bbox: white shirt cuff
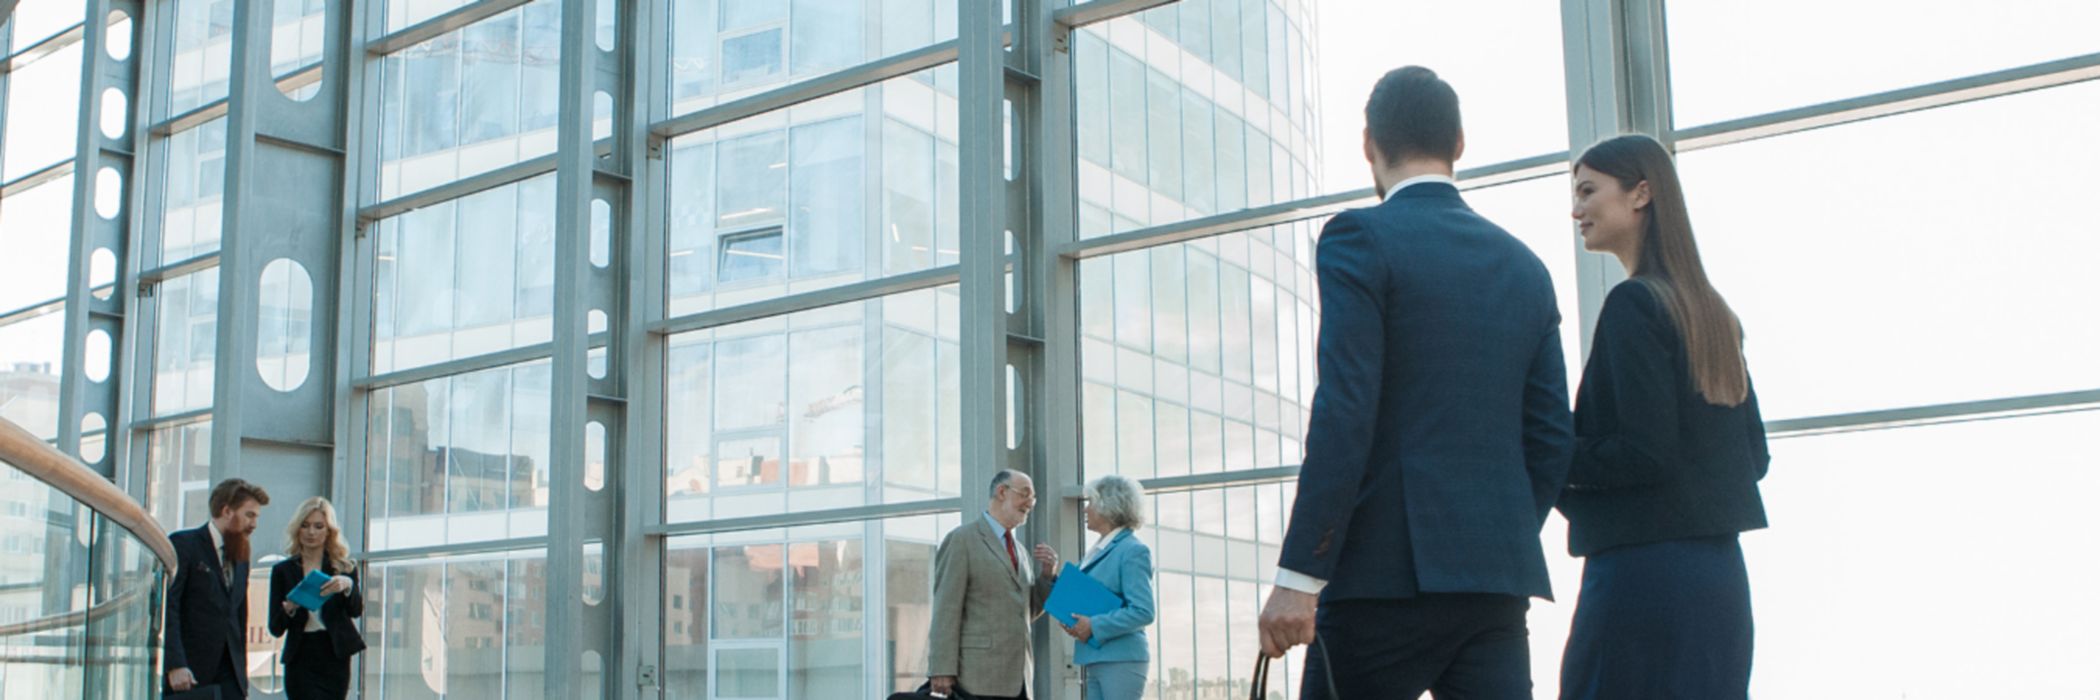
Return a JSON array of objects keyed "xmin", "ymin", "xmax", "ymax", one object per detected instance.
[{"xmin": 1273, "ymin": 568, "xmax": 1328, "ymax": 595}]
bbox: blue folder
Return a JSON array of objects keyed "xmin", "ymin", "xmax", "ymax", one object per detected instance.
[
  {"xmin": 1044, "ymin": 562, "xmax": 1122, "ymax": 628},
  {"xmin": 287, "ymin": 569, "xmax": 335, "ymax": 611}
]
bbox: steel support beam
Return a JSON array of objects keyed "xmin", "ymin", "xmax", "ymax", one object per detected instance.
[
  {"xmin": 957, "ymin": 0, "xmax": 1009, "ymax": 530},
  {"xmin": 1560, "ymin": 0, "xmax": 1670, "ymax": 358}
]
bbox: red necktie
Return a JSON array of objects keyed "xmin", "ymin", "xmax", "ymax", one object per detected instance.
[{"xmin": 1004, "ymin": 530, "xmax": 1018, "ymax": 571}]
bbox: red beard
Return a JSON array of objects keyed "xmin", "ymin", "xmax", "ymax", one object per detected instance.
[{"xmin": 223, "ymin": 527, "xmax": 252, "ymax": 565}]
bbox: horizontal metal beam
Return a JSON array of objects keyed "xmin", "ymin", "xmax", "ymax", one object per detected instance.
[
  {"xmin": 0, "ymin": 297, "xmax": 64, "ymax": 328},
  {"xmin": 356, "ymin": 342, "xmax": 554, "ymax": 390},
  {"xmin": 1457, "ymin": 151, "xmax": 1570, "ymax": 189},
  {"xmin": 646, "ymin": 498, "xmax": 963, "ymax": 538},
  {"xmin": 359, "ymin": 138, "xmax": 614, "ymax": 222},
  {"xmin": 1132, "ymin": 465, "xmax": 1302, "ymax": 496},
  {"xmin": 1063, "ymin": 188, "xmax": 1375, "ymax": 260},
  {"xmin": 1054, "ymin": 0, "xmax": 1179, "ymax": 29},
  {"xmin": 360, "ymin": 535, "xmax": 549, "ymax": 563},
  {"xmin": 0, "ymin": 21, "xmax": 85, "ymax": 74},
  {"xmin": 0, "ymin": 158, "xmax": 73, "ymax": 198},
  {"xmin": 138, "ymin": 251, "xmax": 222, "ymax": 287},
  {"xmin": 129, "ymin": 407, "xmax": 213, "ymax": 432},
  {"xmin": 653, "ymin": 39, "xmax": 964, "ymax": 141},
  {"xmin": 152, "ymin": 99, "xmax": 230, "ymax": 136},
  {"xmin": 1766, "ymin": 388, "xmax": 2100, "ymax": 438},
  {"xmin": 1675, "ymin": 51, "xmax": 2100, "ymax": 152},
  {"xmin": 367, "ymin": 0, "xmax": 532, "ymax": 55},
  {"xmin": 653, "ymin": 264, "xmax": 963, "ymax": 336}
]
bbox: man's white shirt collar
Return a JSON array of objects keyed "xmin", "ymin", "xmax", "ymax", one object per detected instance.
[
  {"xmin": 1382, "ymin": 173, "xmax": 1457, "ymax": 202},
  {"xmin": 206, "ymin": 519, "xmax": 225, "ymax": 553}
]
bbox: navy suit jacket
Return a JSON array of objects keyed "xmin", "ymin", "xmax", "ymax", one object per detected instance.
[
  {"xmin": 164, "ymin": 525, "xmax": 252, "ymax": 696},
  {"xmin": 1279, "ymin": 182, "xmax": 1575, "ymax": 602}
]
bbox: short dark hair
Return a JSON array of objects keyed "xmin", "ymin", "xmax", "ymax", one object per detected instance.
[
  {"xmin": 1364, "ymin": 66, "xmax": 1462, "ymax": 164},
  {"xmin": 208, "ymin": 478, "xmax": 270, "ymax": 519}
]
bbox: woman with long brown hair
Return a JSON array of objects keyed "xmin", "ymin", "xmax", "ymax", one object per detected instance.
[
  {"xmin": 268, "ymin": 497, "xmax": 366, "ymax": 700},
  {"xmin": 1558, "ymin": 134, "xmax": 1770, "ymax": 698}
]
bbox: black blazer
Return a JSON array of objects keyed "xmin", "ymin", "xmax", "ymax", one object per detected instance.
[
  {"xmin": 267, "ymin": 557, "xmax": 367, "ymax": 661},
  {"xmin": 163, "ymin": 525, "xmax": 250, "ymax": 695},
  {"xmin": 1557, "ymin": 281, "xmax": 1770, "ymax": 557},
  {"xmin": 1278, "ymin": 183, "xmax": 1576, "ymax": 602}
]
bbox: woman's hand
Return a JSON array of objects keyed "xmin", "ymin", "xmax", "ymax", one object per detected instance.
[
  {"xmin": 319, "ymin": 575, "xmax": 353, "ymax": 597},
  {"xmin": 282, "ymin": 600, "xmax": 299, "ymax": 615},
  {"xmin": 1064, "ymin": 613, "xmax": 1094, "ymax": 642}
]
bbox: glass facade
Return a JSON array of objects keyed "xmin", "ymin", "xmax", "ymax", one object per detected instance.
[{"xmin": 1, "ymin": 0, "xmax": 2095, "ymax": 698}]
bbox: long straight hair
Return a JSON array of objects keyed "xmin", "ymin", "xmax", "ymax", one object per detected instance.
[
  {"xmin": 283, "ymin": 497, "xmax": 357, "ymax": 573},
  {"xmin": 1577, "ymin": 134, "xmax": 1748, "ymax": 407}
]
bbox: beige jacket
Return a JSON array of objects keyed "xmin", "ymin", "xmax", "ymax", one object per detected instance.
[{"xmin": 926, "ymin": 515, "xmax": 1054, "ymax": 697}]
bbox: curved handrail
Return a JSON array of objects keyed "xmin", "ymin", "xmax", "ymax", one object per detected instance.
[{"xmin": 0, "ymin": 417, "xmax": 178, "ymax": 574}]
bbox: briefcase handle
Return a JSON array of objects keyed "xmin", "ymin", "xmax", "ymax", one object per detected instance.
[{"xmin": 1249, "ymin": 653, "xmax": 1270, "ymax": 700}]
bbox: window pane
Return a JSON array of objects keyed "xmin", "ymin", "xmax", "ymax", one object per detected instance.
[
  {"xmin": 789, "ymin": 0, "xmax": 861, "ymax": 75},
  {"xmin": 153, "ymin": 270, "xmax": 218, "ymax": 416},
  {"xmin": 0, "ymin": 309, "xmax": 66, "ymax": 440},
  {"xmin": 719, "ymin": 229, "xmax": 787, "ymax": 284},
  {"xmin": 721, "ymin": 27, "xmax": 784, "ymax": 87},
  {"xmin": 666, "ymin": 75, "xmax": 954, "ymax": 317},
  {"xmin": 361, "ymin": 551, "xmax": 548, "ymax": 699},
  {"xmin": 160, "ymin": 119, "xmax": 229, "ymax": 261},
  {"xmin": 789, "ymin": 117, "xmax": 865, "ymax": 277},
  {"xmin": 3, "ymin": 43, "xmax": 83, "ymax": 181},
  {"xmin": 372, "ymin": 175, "xmax": 556, "ymax": 375},
  {"xmin": 144, "ymin": 422, "xmax": 213, "ymax": 531},
  {"xmin": 0, "ymin": 175, "xmax": 75, "ymax": 313},
  {"xmin": 7, "ymin": 0, "xmax": 84, "ymax": 49},
  {"xmin": 666, "ymin": 288, "xmax": 956, "ymax": 524},
  {"xmin": 1311, "ymin": 0, "xmax": 1567, "ymax": 185},
  {"xmin": 169, "ymin": 0, "xmax": 233, "ymax": 113},
  {"xmin": 1667, "ymin": 0, "xmax": 2100, "ymax": 128},
  {"xmin": 365, "ymin": 361, "xmax": 551, "ymax": 550},
  {"xmin": 1678, "ymin": 82, "xmax": 2100, "ymax": 419},
  {"xmin": 378, "ymin": 1, "xmax": 559, "ymax": 199},
  {"xmin": 1746, "ymin": 413, "xmax": 2100, "ymax": 697}
]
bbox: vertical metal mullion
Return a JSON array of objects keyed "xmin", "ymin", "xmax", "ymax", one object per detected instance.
[
  {"xmin": 618, "ymin": 0, "xmax": 667, "ymax": 695},
  {"xmin": 1561, "ymin": 0, "xmax": 1670, "ymax": 358},
  {"xmin": 59, "ymin": 0, "xmax": 134, "ymax": 475},
  {"xmin": 115, "ymin": 0, "xmax": 176, "ymax": 511},
  {"xmin": 1025, "ymin": 0, "xmax": 1082, "ymax": 696},
  {"xmin": 207, "ymin": 0, "xmax": 270, "ymax": 477},
  {"xmin": 547, "ymin": 0, "xmax": 603, "ymax": 696},
  {"xmin": 338, "ymin": 0, "xmax": 389, "ymax": 566},
  {"xmin": 957, "ymin": 0, "xmax": 1006, "ymax": 529}
]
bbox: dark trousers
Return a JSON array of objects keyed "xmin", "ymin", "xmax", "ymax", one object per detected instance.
[
  {"xmin": 1301, "ymin": 593, "xmax": 1532, "ymax": 700},
  {"xmin": 1559, "ymin": 535, "xmax": 1752, "ymax": 700},
  {"xmin": 283, "ymin": 630, "xmax": 352, "ymax": 700}
]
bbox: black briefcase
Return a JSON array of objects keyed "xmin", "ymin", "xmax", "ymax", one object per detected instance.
[{"xmin": 886, "ymin": 680, "xmax": 979, "ymax": 700}]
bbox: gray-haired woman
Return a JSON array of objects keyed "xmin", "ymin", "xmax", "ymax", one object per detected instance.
[{"xmin": 1058, "ymin": 474, "xmax": 1155, "ymax": 700}]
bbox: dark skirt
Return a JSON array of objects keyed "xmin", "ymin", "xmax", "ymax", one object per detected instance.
[
  {"xmin": 284, "ymin": 630, "xmax": 353, "ymax": 700},
  {"xmin": 1559, "ymin": 534, "xmax": 1753, "ymax": 700}
]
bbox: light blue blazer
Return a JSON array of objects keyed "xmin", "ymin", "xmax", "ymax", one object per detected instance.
[{"xmin": 1071, "ymin": 529, "xmax": 1154, "ymax": 666}]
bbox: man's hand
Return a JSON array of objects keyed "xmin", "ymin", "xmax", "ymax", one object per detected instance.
[
  {"xmin": 319, "ymin": 575, "xmax": 353, "ymax": 596},
  {"xmin": 1032, "ymin": 544, "xmax": 1059, "ymax": 579},
  {"xmin": 167, "ymin": 667, "xmax": 196, "ymax": 691},
  {"xmin": 929, "ymin": 675, "xmax": 957, "ymax": 697},
  {"xmin": 1258, "ymin": 587, "xmax": 1318, "ymax": 658},
  {"xmin": 1065, "ymin": 613, "xmax": 1094, "ymax": 642}
]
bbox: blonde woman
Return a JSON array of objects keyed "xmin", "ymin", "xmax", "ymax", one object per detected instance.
[{"xmin": 267, "ymin": 497, "xmax": 367, "ymax": 700}]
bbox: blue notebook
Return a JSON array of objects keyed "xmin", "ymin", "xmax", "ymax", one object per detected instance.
[
  {"xmin": 1044, "ymin": 563, "xmax": 1122, "ymax": 628},
  {"xmin": 287, "ymin": 569, "xmax": 335, "ymax": 611}
]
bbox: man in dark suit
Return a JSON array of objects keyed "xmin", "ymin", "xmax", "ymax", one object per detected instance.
[
  {"xmin": 1257, "ymin": 66, "xmax": 1575, "ymax": 699},
  {"xmin": 166, "ymin": 478, "xmax": 271, "ymax": 697}
]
